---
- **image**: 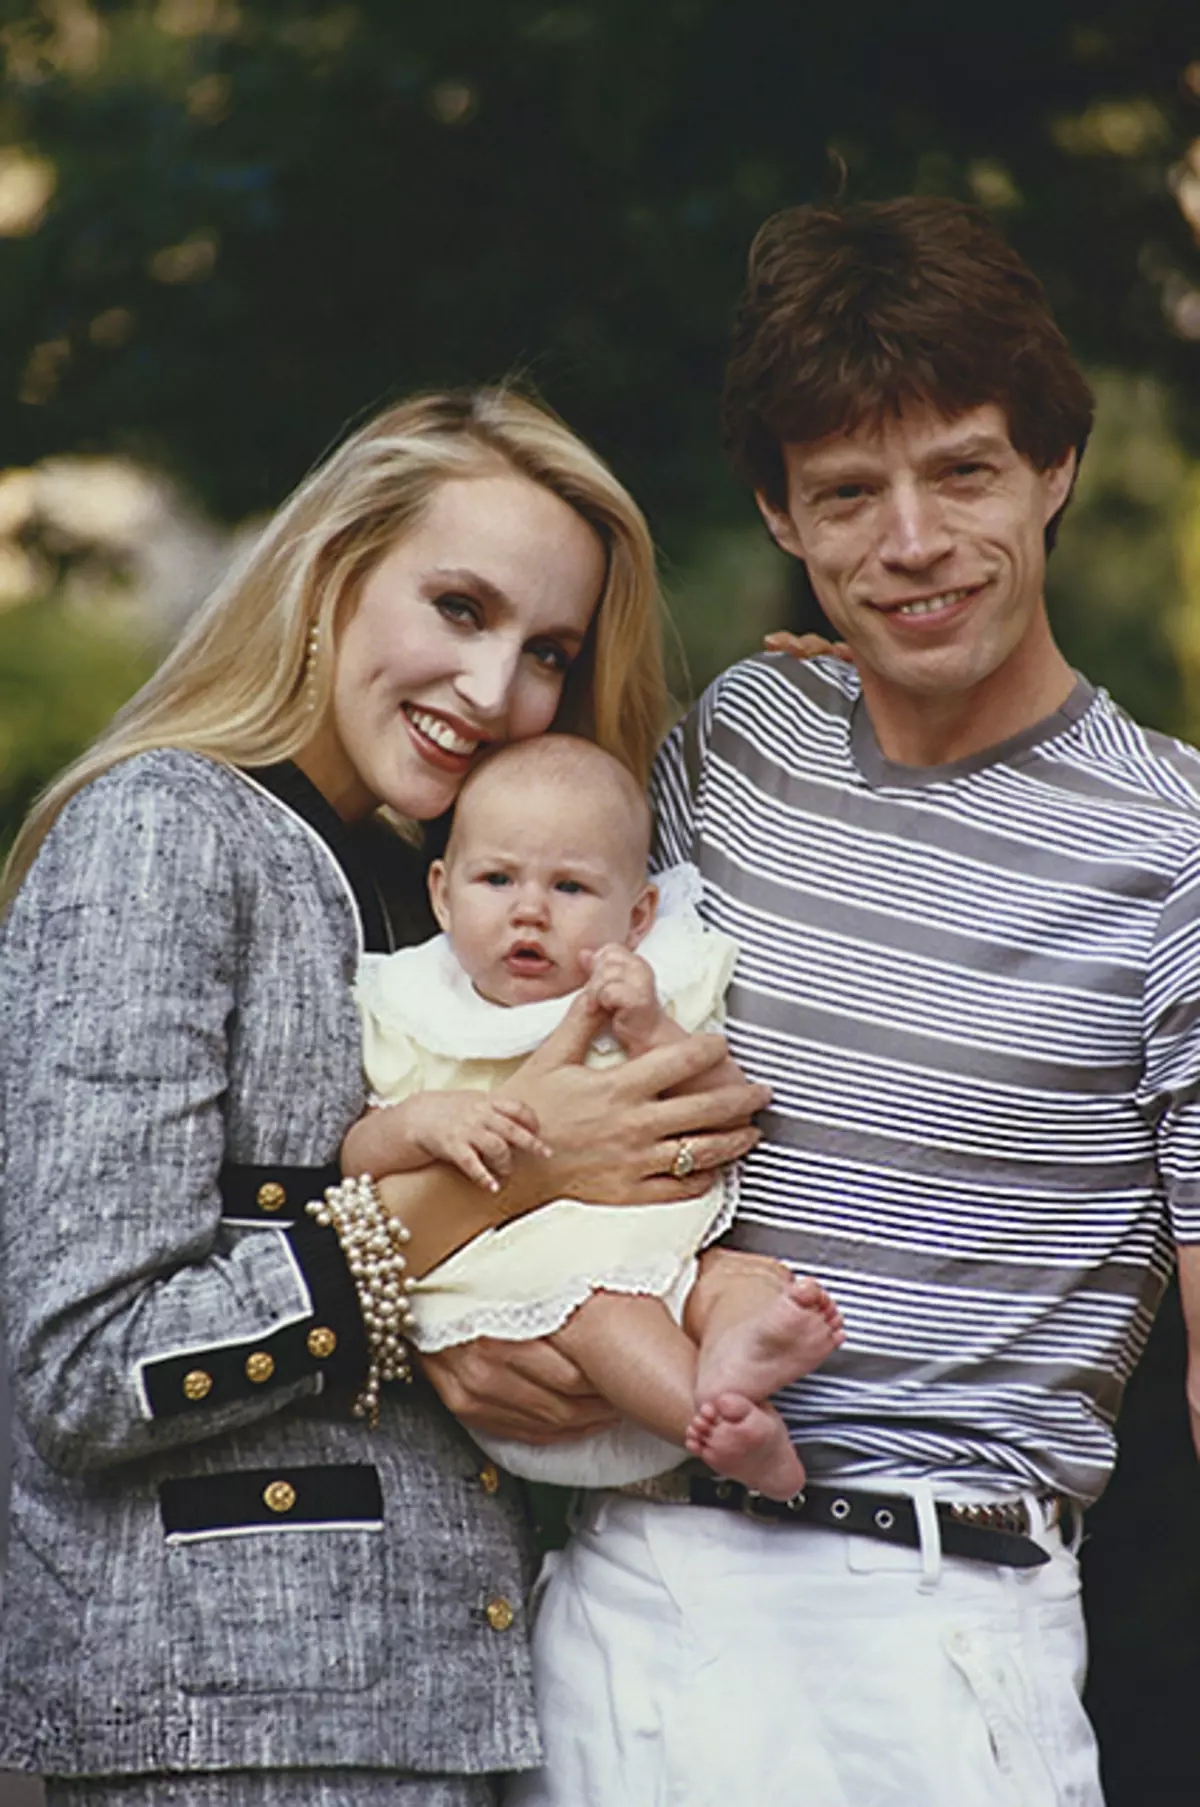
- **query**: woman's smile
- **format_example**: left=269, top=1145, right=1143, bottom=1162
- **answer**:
left=401, top=703, right=487, bottom=770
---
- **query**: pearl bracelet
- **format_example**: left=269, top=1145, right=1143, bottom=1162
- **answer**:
left=305, top=1173, right=416, bottom=1427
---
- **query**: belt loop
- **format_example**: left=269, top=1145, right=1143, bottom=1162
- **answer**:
left=1046, top=1493, right=1081, bottom=1554
left=1065, top=1500, right=1083, bottom=1555
left=910, top=1481, right=943, bottom=1591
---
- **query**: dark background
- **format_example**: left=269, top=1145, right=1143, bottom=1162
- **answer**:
left=2, top=3, right=1200, bottom=1802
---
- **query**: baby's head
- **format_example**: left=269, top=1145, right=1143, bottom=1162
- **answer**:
left=428, top=735, right=657, bottom=1006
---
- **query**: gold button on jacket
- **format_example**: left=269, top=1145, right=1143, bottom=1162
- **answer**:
left=485, top=1596, right=514, bottom=1632
left=182, top=1369, right=213, bottom=1401
left=307, top=1326, right=337, bottom=1359
left=245, top=1351, right=275, bottom=1383
left=479, top=1463, right=501, bottom=1495
left=256, top=1181, right=287, bottom=1211
left=263, top=1479, right=297, bottom=1513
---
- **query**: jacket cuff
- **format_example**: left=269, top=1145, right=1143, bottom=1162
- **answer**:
left=218, top=1160, right=342, bottom=1225
left=284, top=1217, right=371, bottom=1390
left=137, top=1219, right=369, bottom=1422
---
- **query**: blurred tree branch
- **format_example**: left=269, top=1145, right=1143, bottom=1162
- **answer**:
left=0, top=0, right=1195, bottom=554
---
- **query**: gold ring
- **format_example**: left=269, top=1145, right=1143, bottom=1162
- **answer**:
left=671, top=1138, right=697, bottom=1180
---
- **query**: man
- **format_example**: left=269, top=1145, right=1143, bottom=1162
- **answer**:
left=509, top=199, right=1200, bottom=1806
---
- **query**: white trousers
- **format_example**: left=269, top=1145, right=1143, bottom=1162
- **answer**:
left=505, top=1493, right=1104, bottom=1807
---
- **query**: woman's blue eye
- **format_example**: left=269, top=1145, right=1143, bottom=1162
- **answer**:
left=437, top=594, right=480, bottom=625
left=529, top=641, right=569, bottom=672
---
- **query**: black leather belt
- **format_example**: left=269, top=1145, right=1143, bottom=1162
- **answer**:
left=619, top=1471, right=1071, bottom=1569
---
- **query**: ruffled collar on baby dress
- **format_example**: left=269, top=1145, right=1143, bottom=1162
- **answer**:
left=355, top=862, right=713, bottom=1060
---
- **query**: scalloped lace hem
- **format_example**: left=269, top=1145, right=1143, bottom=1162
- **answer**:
left=412, top=1262, right=695, bottom=1352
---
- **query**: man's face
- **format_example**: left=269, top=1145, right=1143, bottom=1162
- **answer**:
left=759, top=404, right=1076, bottom=705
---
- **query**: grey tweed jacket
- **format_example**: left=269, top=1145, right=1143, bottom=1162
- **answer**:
left=0, top=750, right=540, bottom=1780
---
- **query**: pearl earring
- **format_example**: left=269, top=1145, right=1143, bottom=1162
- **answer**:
left=303, top=623, right=320, bottom=712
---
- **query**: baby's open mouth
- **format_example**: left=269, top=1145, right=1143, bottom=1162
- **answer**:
left=505, top=942, right=553, bottom=974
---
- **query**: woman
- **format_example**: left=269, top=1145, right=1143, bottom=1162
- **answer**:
left=0, top=389, right=763, bottom=1805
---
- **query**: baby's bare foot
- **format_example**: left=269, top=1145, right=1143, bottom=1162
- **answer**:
left=697, top=1277, right=843, bottom=1407
left=685, top=1395, right=807, bottom=1501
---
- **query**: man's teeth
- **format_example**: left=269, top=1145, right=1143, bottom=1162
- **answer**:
left=406, top=707, right=477, bottom=755
left=894, top=589, right=971, bottom=617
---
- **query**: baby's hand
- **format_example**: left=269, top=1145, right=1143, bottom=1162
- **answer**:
left=582, top=944, right=662, bottom=1048
left=411, top=1092, right=551, bottom=1193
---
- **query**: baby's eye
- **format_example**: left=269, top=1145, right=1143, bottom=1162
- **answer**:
left=482, top=872, right=511, bottom=888
left=555, top=879, right=585, bottom=894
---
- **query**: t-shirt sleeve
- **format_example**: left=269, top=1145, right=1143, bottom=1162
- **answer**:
left=649, top=676, right=723, bottom=874
left=1140, top=841, right=1200, bottom=1244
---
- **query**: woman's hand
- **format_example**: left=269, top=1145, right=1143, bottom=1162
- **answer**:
left=494, top=992, right=770, bottom=1216
left=419, top=1335, right=620, bottom=1443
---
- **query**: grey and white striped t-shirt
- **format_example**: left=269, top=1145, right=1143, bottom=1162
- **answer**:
left=651, top=653, right=1200, bottom=1505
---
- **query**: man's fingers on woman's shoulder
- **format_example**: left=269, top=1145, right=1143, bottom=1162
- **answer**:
left=764, top=629, right=855, bottom=665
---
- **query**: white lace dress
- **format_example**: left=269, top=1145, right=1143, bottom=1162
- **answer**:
left=354, top=864, right=738, bottom=1486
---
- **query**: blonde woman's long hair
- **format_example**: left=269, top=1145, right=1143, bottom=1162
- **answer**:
left=3, top=388, right=668, bottom=905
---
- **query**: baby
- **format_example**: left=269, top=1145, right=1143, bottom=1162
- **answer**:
left=346, top=734, right=842, bottom=1499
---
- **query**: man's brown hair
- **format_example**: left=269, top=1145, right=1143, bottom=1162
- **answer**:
left=722, top=197, right=1095, bottom=543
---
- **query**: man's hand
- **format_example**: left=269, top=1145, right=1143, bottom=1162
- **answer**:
left=420, top=1334, right=620, bottom=1443
left=764, top=629, right=855, bottom=664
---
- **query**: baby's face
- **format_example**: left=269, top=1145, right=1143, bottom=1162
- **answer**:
left=428, top=778, right=655, bottom=1006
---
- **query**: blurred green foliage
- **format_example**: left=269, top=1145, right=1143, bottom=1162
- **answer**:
left=0, top=599, right=152, bottom=860
left=1050, top=372, right=1197, bottom=735
left=0, top=0, right=1195, bottom=854
left=0, top=0, right=1197, bottom=552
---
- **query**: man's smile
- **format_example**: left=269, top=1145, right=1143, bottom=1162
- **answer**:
left=867, top=584, right=983, bottom=622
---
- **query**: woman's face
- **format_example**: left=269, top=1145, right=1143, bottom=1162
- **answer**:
left=299, top=471, right=606, bottom=821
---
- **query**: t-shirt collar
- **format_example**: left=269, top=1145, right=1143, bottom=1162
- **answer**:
left=850, top=674, right=1098, bottom=789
